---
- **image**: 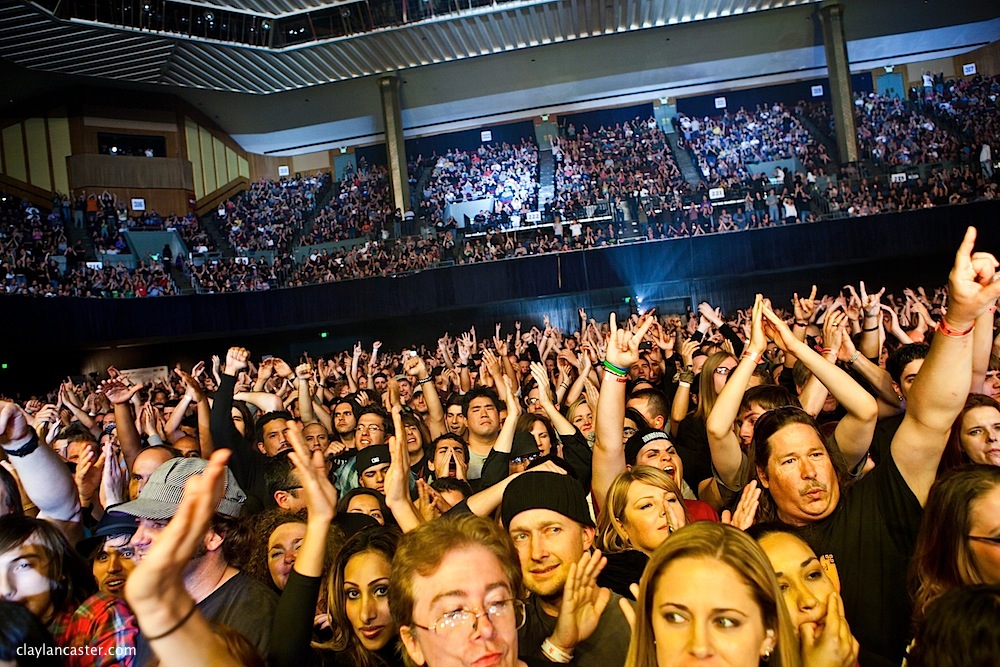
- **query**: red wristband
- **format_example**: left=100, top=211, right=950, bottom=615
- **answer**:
left=936, top=319, right=974, bottom=337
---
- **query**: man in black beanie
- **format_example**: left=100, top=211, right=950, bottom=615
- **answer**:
left=501, top=471, right=630, bottom=667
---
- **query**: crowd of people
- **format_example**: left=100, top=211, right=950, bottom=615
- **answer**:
left=676, top=103, right=832, bottom=191
left=4, top=227, right=1000, bottom=667
left=219, top=174, right=329, bottom=254
left=823, top=163, right=997, bottom=217
left=553, top=117, right=692, bottom=217
left=923, top=74, right=999, bottom=171
left=852, top=93, right=962, bottom=166
left=299, top=161, right=395, bottom=247
left=420, top=141, right=540, bottom=229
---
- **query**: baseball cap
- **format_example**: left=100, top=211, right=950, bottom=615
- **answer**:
left=500, top=471, right=594, bottom=528
left=115, top=457, right=246, bottom=521
left=355, top=445, right=391, bottom=475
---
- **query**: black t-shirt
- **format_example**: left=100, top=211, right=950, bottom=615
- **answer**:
left=800, top=449, right=922, bottom=667
left=519, top=591, right=631, bottom=667
left=674, top=415, right=714, bottom=495
left=136, top=571, right=278, bottom=665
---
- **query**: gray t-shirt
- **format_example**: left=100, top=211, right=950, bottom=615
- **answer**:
left=467, top=450, right=488, bottom=480
left=136, top=571, right=278, bottom=665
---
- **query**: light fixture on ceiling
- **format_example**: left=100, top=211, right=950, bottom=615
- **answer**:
left=203, top=10, right=215, bottom=23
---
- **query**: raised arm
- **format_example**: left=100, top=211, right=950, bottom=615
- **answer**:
left=0, top=401, right=82, bottom=539
left=762, top=307, right=878, bottom=469
left=706, top=295, right=765, bottom=487
left=383, top=405, right=422, bottom=533
left=592, top=313, right=654, bottom=506
left=893, top=227, right=1000, bottom=504
left=124, top=450, right=243, bottom=667
left=857, top=281, right=885, bottom=361
left=404, top=355, right=445, bottom=439
left=99, top=377, right=144, bottom=470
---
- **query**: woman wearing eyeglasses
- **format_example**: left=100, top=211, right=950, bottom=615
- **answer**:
left=911, top=465, right=1000, bottom=625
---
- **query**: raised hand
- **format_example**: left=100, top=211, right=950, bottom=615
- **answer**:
left=548, top=550, right=612, bottom=654
left=720, top=480, right=761, bottom=530
left=793, top=285, right=818, bottom=323
left=272, top=358, right=294, bottom=380
left=822, top=311, right=847, bottom=358
left=761, top=305, right=800, bottom=352
left=176, top=368, right=205, bottom=402
left=75, top=447, right=106, bottom=504
left=1, top=401, right=36, bottom=446
left=223, top=347, right=249, bottom=376
left=403, top=354, right=429, bottom=380
left=605, top=312, right=654, bottom=370
left=858, top=280, right=885, bottom=317
left=285, top=421, right=337, bottom=521
left=101, top=440, right=128, bottom=507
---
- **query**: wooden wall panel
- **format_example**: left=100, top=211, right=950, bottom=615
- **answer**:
left=2, top=124, right=27, bottom=182
left=48, top=117, right=72, bottom=195
left=24, top=117, right=51, bottom=192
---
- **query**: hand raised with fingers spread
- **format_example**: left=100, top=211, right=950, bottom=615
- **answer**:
left=285, top=421, right=337, bottom=521
left=549, top=549, right=612, bottom=654
left=100, top=378, right=143, bottom=405
left=720, top=480, right=761, bottom=530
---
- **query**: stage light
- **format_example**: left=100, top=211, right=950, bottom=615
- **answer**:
left=320, top=332, right=328, bottom=338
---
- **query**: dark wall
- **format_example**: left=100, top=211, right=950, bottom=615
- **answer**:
left=558, top=102, right=654, bottom=131
left=675, top=73, right=874, bottom=118
left=354, top=143, right=388, bottom=168
left=4, top=201, right=997, bottom=396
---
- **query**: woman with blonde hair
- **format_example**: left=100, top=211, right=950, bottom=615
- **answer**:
left=595, top=466, right=689, bottom=598
left=626, top=522, right=800, bottom=667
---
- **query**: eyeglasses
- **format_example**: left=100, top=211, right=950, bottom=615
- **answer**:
left=412, top=599, right=526, bottom=636
left=623, top=427, right=637, bottom=438
left=714, top=366, right=734, bottom=376
left=511, top=454, right=538, bottom=466
left=968, top=535, right=1000, bottom=546
left=355, top=424, right=384, bottom=434
left=525, top=397, right=540, bottom=405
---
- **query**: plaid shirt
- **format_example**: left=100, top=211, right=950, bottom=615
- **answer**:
left=50, top=593, right=137, bottom=667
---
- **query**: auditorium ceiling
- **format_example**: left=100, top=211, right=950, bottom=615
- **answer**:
left=0, top=0, right=994, bottom=95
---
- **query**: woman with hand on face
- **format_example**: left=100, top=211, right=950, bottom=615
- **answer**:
left=749, top=524, right=860, bottom=667
left=268, top=421, right=403, bottom=667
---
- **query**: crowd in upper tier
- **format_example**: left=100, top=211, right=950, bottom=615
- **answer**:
left=553, top=117, right=692, bottom=217
left=419, top=140, right=540, bottom=229
left=1, top=75, right=997, bottom=298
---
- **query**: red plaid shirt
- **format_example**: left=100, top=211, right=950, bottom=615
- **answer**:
left=49, top=593, right=137, bottom=667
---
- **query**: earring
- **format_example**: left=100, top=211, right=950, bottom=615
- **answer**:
left=761, top=648, right=772, bottom=662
